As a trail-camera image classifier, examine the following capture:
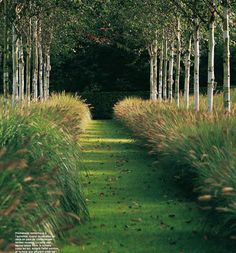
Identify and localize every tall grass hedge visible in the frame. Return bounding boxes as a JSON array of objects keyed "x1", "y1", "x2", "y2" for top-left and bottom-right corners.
[
  {"x1": 0, "y1": 94, "x2": 90, "y2": 251},
  {"x1": 114, "y1": 92, "x2": 236, "y2": 238}
]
